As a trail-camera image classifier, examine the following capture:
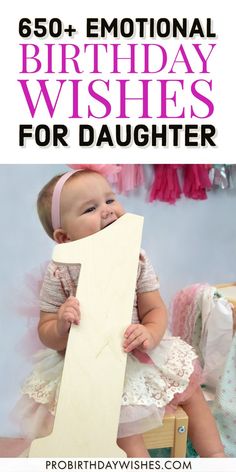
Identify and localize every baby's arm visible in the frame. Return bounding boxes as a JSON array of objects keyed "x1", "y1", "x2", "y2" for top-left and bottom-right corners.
[
  {"x1": 123, "y1": 290, "x2": 168, "y2": 353},
  {"x1": 38, "y1": 296, "x2": 81, "y2": 351}
]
